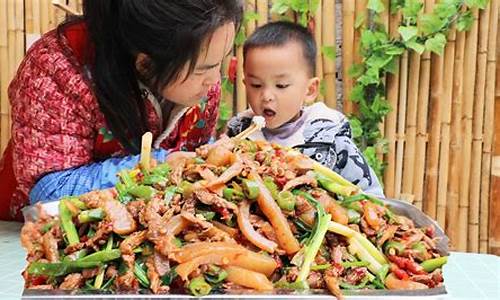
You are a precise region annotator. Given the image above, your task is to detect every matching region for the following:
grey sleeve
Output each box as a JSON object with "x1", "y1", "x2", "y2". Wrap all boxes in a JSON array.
[{"x1": 331, "y1": 121, "x2": 385, "y2": 198}]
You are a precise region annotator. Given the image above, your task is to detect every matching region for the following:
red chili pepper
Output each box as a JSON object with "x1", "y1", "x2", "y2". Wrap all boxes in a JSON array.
[
  {"x1": 390, "y1": 263, "x2": 409, "y2": 280},
  {"x1": 274, "y1": 176, "x2": 288, "y2": 189},
  {"x1": 30, "y1": 275, "x2": 48, "y2": 286},
  {"x1": 388, "y1": 255, "x2": 426, "y2": 275},
  {"x1": 228, "y1": 56, "x2": 237, "y2": 84},
  {"x1": 308, "y1": 18, "x2": 315, "y2": 34},
  {"x1": 425, "y1": 225, "x2": 435, "y2": 238}
]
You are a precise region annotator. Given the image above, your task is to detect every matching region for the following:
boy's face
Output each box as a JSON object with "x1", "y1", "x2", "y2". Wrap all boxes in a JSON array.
[{"x1": 244, "y1": 41, "x2": 319, "y2": 129}]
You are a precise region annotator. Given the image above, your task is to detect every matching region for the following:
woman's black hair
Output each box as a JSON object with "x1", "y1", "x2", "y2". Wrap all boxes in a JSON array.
[{"x1": 76, "y1": 0, "x2": 242, "y2": 153}]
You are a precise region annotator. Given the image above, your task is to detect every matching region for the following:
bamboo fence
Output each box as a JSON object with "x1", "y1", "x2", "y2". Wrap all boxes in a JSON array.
[{"x1": 0, "y1": 0, "x2": 499, "y2": 254}]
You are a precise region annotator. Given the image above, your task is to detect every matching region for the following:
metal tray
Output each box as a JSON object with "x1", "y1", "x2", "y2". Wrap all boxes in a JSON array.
[{"x1": 22, "y1": 199, "x2": 449, "y2": 299}]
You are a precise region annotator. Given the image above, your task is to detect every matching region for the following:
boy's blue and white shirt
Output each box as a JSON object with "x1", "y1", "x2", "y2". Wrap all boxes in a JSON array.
[{"x1": 227, "y1": 102, "x2": 385, "y2": 198}]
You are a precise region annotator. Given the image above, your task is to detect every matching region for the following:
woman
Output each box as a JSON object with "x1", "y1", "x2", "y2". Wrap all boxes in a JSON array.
[{"x1": 0, "y1": 0, "x2": 242, "y2": 220}]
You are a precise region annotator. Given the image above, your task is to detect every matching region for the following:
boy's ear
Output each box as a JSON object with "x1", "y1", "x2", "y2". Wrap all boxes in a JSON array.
[{"x1": 304, "y1": 77, "x2": 320, "y2": 105}]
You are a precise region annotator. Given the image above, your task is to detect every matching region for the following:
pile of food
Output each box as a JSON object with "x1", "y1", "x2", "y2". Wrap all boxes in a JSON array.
[{"x1": 21, "y1": 135, "x2": 447, "y2": 298}]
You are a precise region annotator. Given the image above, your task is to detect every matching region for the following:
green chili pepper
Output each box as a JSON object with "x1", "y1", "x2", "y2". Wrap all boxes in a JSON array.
[
  {"x1": 142, "y1": 174, "x2": 167, "y2": 185},
  {"x1": 78, "y1": 208, "x2": 105, "y2": 224},
  {"x1": 64, "y1": 197, "x2": 87, "y2": 210},
  {"x1": 277, "y1": 190, "x2": 296, "y2": 211},
  {"x1": 263, "y1": 177, "x2": 279, "y2": 200},
  {"x1": 194, "y1": 157, "x2": 206, "y2": 164},
  {"x1": 347, "y1": 209, "x2": 361, "y2": 224},
  {"x1": 59, "y1": 200, "x2": 79, "y2": 246},
  {"x1": 152, "y1": 163, "x2": 171, "y2": 177},
  {"x1": 317, "y1": 175, "x2": 354, "y2": 197},
  {"x1": 310, "y1": 263, "x2": 331, "y2": 271},
  {"x1": 118, "y1": 170, "x2": 136, "y2": 187},
  {"x1": 179, "y1": 181, "x2": 193, "y2": 198},
  {"x1": 222, "y1": 188, "x2": 244, "y2": 202},
  {"x1": 188, "y1": 276, "x2": 212, "y2": 296},
  {"x1": 196, "y1": 210, "x2": 216, "y2": 221},
  {"x1": 372, "y1": 277, "x2": 385, "y2": 289},
  {"x1": 242, "y1": 179, "x2": 260, "y2": 200},
  {"x1": 134, "y1": 262, "x2": 150, "y2": 288},
  {"x1": 163, "y1": 186, "x2": 178, "y2": 204},
  {"x1": 421, "y1": 256, "x2": 448, "y2": 272},
  {"x1": 383, "y1": 241, "x2": 405, "y2": 256},
  {"x1": 129, "y1": 185, "x2": 155, "y2": 200},
  {"x1": 204, "y1": 265, "x2": 228, "y2": 284},
  {"x1": 78, "y1": 249, "x2": 121, "y2": 263},
  {"x1": 28, "y1": 261, "x2": 102, "y2": 277},
  {"x1": 172, "y1": 237, "x2": 183, "y2": 248},
  {"x1": 412, "y1": 242, "x2": 427, "y2": 255},
  {"x1": 341, "y1": 260, "x2": 370, "y2": 268}
]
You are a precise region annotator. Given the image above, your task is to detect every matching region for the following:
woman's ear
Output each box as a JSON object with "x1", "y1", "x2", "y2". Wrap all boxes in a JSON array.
[
  {"x1": 304, "y1": 77, "x2": 320, "y2": 105},
  {"x1": 135, "y1": 53, "x2": 149, "y2": 75}
]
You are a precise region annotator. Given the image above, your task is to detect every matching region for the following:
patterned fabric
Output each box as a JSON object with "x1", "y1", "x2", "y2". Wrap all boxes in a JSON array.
[
  {"x1": 0, "y1": 23, "x2": 220, "y2": 220},
  {"x1": 227, "y1": 102, "x2": 385, "y2": 198}
]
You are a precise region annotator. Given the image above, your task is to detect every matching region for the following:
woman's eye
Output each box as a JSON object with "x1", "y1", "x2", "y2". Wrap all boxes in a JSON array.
[{"x1": 276, "y1": 84, "x2": 290, "y2": 89}]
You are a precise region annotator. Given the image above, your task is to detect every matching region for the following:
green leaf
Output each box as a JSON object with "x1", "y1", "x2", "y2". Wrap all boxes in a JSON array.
[
  {"x1": 357, "y1": 67, "x2": 380, "y2": 86},
  {"x1": 434, "y1": 1, "x2": 459, "y2": 20},
  {"x1": 402, "y1": 0, "x2": 424, "y2": 24},
  {"x1": 383, "y1": 44, "x2": 405, "y2": 56},
  {"x1": 367, "y1": 0, "x2": 385, "y2": 13},
  {"x1": 360, "y1": 30, "x2": 378, "y2": 49},
  {"x1": 234, "y1": 28, "x2": 246, "y2": 46},
  {"x1": 244, "y1": 11, "x2": 261, "y2": 22},
  {"x1": 398, "y1": 25, "x2": 418, "y2": 42},
  {"x1": 465, "y1": 0, "x2": 488, "y2": 9},
  {"x1": 419, "y1": 14, "x2": 446, "y2": 35},
  {"x1": 271, "y1": 0, "x2": 290, "y2": 15},
  {"x1": 348, "y1": 63, "x2": 364, "y2": 78},
  {"x1": 349, "y1": 84, "x2": 365, "y2": 103},
  {"x1": 390, "y1": 0, "x2": 405, "y2": 14},
  {"x1": 457, "y1": 10, "x2": 474, "y2": 31},
  {"x1": 405, "y1": 40, "x2": 425, "y2": 54},
  {"x1": 349, "y1": 117, "x2": 363, "y2": 138},
  {"x1": 355, "y1": 12, "x2": 367, "y2": 29},
  {"x1": 222, "y1": 78, "x2": 234, "y2": 94},
  {"x1": 321, "y1": 46, "x2": 336, "y2": 61},
  {"x1": 425, "y1": 33, "x2": 447, "y2": 55},
  {"x1": 371, "y1": 94, "x2": 391, "y2": 116},
  {"x1": 366, "y1": 54, "x2": 393, "y2": 70}
]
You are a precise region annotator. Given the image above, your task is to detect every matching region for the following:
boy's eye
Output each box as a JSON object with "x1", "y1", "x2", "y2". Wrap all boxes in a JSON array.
[
  {"x1": 276, "y1": 83, "x2": 290, "y2": 89},
  {"x1": 250, "y1": 83, "x2": 262, "y2": 88}
]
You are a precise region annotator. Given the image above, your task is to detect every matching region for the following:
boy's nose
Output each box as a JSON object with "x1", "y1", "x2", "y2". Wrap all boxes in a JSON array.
[{"x1": 262, "y1": 90, "x2": 274, "y2": 102}]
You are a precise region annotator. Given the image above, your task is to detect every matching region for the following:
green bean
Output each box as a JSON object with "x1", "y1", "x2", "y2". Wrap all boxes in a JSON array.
[
  {"x1": 341, "y1": 260, "x2": 370, "y2": 268},
  {"x1": 310, "y1": 263, "x2": 331, "y2": 271},
  {"x1": 59, "y1": 200, "x2": 79, "y2": 246},
  {"x1": 28, "y1": 261, "x2": 102, "y2": 277}
]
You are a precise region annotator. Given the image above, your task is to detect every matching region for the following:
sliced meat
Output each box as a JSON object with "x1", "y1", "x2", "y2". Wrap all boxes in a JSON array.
[
  {"x1": 120, "y1": 230, "x2": 147, "y2": 255},
  {"x1": 41, "y1": 231, "x2": 59, "y2": 262},
  {"x1": 59, "y1": 273, "x2": 83, "y2": 290},
  {"x1": 282, "y1": 172, "x2": 317, "y2": 191},
  {"x1": 194, "y1": 189, "x2": 238, "y2": 212},
  {"x1": 103, "y1": 199, "x2": 137, "y2": 235}
]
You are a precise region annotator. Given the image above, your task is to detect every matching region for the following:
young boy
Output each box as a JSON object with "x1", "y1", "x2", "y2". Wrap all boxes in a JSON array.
[{"x1": 227, "y1": 21, "x2": 384, "y2": 198}]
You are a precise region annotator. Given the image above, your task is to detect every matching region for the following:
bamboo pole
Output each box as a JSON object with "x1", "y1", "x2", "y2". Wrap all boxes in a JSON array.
[
  {"x1": 41, "y1": 0, "x2": 49, "y2": 33},
  {"x1": 413, "y1": 0, "x2": 435, "y2": 211},
  {"x1": 32, "y1": 0, "x2": 40, "y2": 36},
  {"x1": 256, "y1": 0, "x2": 268, "y2": 27},
  {"x1": 447, "y1": 30, "x2": 466, "y2": 250},
  {"x1": 394, "y1": 50, "x2": 409, "y2": 199},
  {"x1": 0, "y1": 0, "x2": 8, "y2": 153},
  {"x1": 377, "y1": 0, "x2": 390, "y2": 162},
  {"x1": 350, "y1": 0, "x2": 367, "y2": 112},
  {"x1": 423, "y1": 54, "x2": 444, "y2": 219},
  {"x1": 480, "y1": 0, "x2": 498, "y2": 254},
  {"x1": 322, "y1": 0, "x2": 336, "y2": 108},
  {"x1": 436, "y1": 28, "x2": 457, "y2": 229},
  {"x1": 468, "y1": 4, "x2": 490, "y2": 253},
  {"x1": 246, "y1": 0, "x2": 256, "y2": 36},
  {"x1": 4, "y1": 0, "x2": 16, "y2": 151},
  {"x1": 341, "y1": 0, "x2": 355, "y2": 114},
  {"x1": 383, "y1": 10, "x2": 402, "y2": 198},
  {"x1": 15, "y1": 0, "x2": 24, "y2": 72},
  {"x1": 25, "y1": 0, "x2": 33, "y2": 39},
  {"x1": 401, "y1": 51, "x2": 421, "y2": 198},
  {"x1": 458, "y1": 9, "x2": 479, "y2": 252},
  {"x1": 236, "y1": 44, "x2": 245, "y2": 113},
  {"x1": 313, "y1": 0, "x2": 323, "y2": 102}
]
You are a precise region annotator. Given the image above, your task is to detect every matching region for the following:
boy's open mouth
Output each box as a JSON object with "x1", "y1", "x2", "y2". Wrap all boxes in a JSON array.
[{"x1": 263, "y1": 108, "x2": 276, "y2": 118}]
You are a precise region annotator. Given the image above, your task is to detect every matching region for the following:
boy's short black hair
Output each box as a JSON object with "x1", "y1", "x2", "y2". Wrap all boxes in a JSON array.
[{"x1": 243, "y1": 21, "x2": 316, "y2": 76}]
